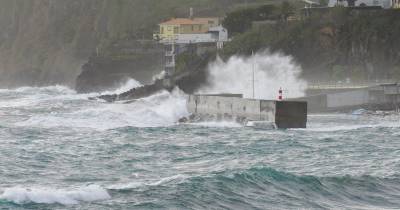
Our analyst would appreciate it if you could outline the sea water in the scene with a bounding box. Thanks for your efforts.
[0,83,400,209]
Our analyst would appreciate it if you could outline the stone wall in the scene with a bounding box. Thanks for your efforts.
[187,95,307,128]
[299,84,400,112]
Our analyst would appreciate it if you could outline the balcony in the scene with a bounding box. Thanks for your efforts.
[165,62,175,68]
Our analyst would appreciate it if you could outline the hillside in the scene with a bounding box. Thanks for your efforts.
[0,0,300,88]
[220,7,400,82]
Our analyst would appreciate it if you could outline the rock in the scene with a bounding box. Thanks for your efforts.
[75,40,164,93]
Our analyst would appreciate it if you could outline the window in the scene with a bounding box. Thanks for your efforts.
[161,27,164,34]
[191,25,194,31]
[173,27,179,34]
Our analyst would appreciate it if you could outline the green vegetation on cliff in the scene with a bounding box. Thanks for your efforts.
[221,6,400,82]
[5,0,399,88]
[0,0,297,88]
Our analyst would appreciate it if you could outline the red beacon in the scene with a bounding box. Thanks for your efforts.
[278,88,283,101]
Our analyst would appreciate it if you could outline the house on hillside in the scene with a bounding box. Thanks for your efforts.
[153,9,230,79]
[153,17,228,47]
[393,0,400,8]
[328,0,392,9]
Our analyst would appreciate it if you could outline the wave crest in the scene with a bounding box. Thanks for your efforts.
[0,185,110,205]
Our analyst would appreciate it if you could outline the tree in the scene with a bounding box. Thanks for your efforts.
[346,0,357,6]
[319,0,329,6]
[222,4,278,36]
[280,1,295,22]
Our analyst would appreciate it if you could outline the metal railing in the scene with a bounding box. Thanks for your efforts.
[308,80,398,90]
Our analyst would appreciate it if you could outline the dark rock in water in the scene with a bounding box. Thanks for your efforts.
[178,117,188,123]
[97,79,167,102]
[90,42,216,101]
[176,65,209,94]
[76,40,164,93]
[98,94,118,103]
[174,52,214,94]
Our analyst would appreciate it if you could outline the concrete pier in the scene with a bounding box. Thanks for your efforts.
[297,83,400,112]
[187,94,307,128]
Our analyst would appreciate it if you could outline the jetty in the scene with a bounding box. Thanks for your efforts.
[297,83,400,112]
[184,94,307,129]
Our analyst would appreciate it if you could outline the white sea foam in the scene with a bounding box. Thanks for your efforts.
[199,51,307,100]
[187,121,242,128]
[107,174,189,190]
[99,78,143,95]
[0,185,110,205]
[300,121,400,132]
[13,85,76,94]
[15,88,189,130]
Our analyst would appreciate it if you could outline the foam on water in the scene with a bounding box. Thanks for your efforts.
[186,121,242,128]
[108,174,189,190]
[303,114,400,132]
[305,123,400,132]
[199,51,308,99]
[14,87,189,130]
[0,185,110,205]
[99,78,143,95]
[1,80,400,209]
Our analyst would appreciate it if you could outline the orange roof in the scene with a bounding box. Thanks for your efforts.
[193,17,219,23]
[159,18,218,25]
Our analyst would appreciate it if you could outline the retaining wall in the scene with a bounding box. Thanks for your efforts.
[187,95,307,128]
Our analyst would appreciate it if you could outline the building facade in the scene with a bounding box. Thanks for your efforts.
[393,0,400,8]
[328,0,392,8]
[154,18,220,41]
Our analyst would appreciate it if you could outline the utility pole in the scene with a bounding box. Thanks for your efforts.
[252,51,255,99]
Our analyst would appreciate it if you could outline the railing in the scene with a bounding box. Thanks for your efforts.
[308,80,398,90]
[156,34,228,44]
[165,62,175,68]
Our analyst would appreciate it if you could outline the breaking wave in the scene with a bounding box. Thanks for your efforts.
[100,78,143,95]
[0,78,189,130]
[157,167,400,209]
[13,89,189,130]
[199,51,308,99]
[0,185,110,205]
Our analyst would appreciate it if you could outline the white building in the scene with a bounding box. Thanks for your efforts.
[159,25,229,48]
[328,0,392,9]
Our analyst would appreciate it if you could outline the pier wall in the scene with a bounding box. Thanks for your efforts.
[299,83,400,112]
[187,95,307,128]
[327,90,370,108]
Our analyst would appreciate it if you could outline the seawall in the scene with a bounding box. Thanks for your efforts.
[298,83,400,112]
[186,95,307,129]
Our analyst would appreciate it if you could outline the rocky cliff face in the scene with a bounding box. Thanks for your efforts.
[75,40,164,93]
[221,8,400,82]
[0,0,103,87]
[0,0,248,88]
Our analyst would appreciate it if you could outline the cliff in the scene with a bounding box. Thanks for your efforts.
[75,40,164,93]
[0,0,263,88]
[221,7,400,82]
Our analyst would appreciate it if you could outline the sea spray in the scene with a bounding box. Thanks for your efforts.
[199,51,307,99]
[1,84,400,209]
[0,185,110,205]
[99,78,143,95]
[8,84,189,130]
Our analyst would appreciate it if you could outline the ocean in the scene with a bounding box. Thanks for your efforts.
[0,84,400,209]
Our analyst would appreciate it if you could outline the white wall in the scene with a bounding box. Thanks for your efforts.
[327,90,369,108]
[187,95,276,121]
[328,0,392,8]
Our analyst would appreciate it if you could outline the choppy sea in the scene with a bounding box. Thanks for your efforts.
[0,83,400,209]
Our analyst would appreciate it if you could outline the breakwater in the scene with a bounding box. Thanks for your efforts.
[299,83,400,112]
[185,94,307,128]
